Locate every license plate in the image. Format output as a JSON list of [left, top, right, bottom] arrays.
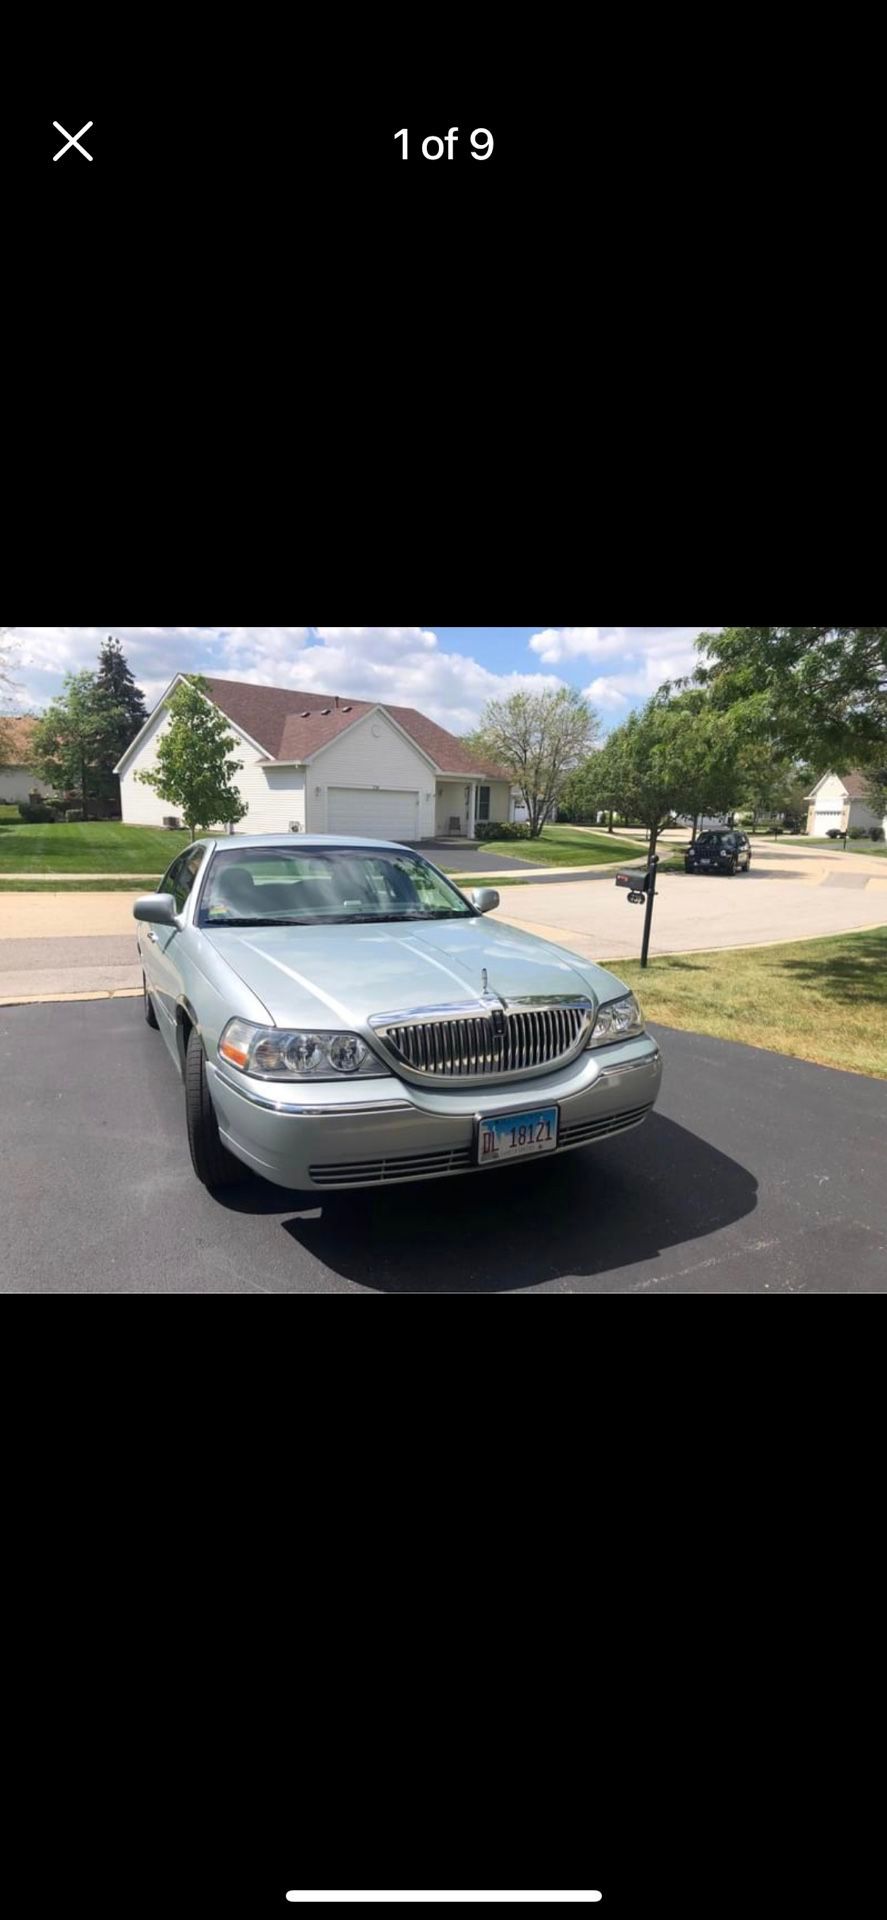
[[477, 1105, 559, 1166], [700, 857, 710, 865]]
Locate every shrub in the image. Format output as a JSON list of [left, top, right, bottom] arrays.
[[869, 826, 884, 842], [825, 828, 842, 839], [65, 809, 84, 823], [849, 827, 866, 840], [18, 801, 55, 824], [474, 820, 534, 841]]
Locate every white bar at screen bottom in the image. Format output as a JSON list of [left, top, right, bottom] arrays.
[[285, 1897, 603, 1906]]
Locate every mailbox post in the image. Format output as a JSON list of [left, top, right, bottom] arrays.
[[614, 851, 659, 968]]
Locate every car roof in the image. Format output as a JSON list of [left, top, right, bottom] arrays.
[[197, 833, 418, 853]]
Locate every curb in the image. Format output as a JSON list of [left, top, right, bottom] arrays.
[[0, 987, 143, 1007]]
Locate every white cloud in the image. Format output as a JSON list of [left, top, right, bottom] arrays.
[[3, 627, 566, 736], [4, 625, 722, 737]]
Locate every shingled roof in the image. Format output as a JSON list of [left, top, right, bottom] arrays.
[[0, 715, 40, 765], [203, 677, 513, 781], [808, 768, 876, 801]]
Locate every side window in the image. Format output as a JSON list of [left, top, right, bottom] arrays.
[[159, 848, 204, 915], [176, 847, 205, 913], [159, 855, 185, 905]]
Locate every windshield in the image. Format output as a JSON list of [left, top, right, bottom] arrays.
[[696, 833, 730, 849], [196, 845, 475, 927]]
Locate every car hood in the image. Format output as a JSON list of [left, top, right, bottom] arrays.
[[201, 916, 626, 1030]]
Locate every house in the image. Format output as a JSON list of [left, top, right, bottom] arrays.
[[0, 716, 54, 804], [805, 770, 887, 839], [114, 676, 516, 841]]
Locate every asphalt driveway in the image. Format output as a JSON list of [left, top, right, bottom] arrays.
[[2, 1000, 884, 1291]]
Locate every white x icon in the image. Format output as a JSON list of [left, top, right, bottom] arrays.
[[52, 120, 94, 162]]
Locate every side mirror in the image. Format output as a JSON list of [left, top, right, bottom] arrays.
[[470, 887, 500, 913], [133, 891, 178, 927]]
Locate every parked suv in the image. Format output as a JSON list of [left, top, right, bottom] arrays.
[[684, 830, 751, 875]]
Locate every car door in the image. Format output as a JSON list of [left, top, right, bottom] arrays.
[[146, 847, 205, 1053]]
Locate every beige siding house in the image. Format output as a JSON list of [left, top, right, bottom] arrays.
[[114, 676, 514, 840], [806, 770, 887, 838], [0, 716, 54, 803]]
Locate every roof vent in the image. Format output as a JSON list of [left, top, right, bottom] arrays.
[[301, 709, 311, 717], [341, 704, 352, 712], [320, 707, 331, 715]]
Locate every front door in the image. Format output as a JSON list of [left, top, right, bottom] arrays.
[[144, 848, 204, 1064]]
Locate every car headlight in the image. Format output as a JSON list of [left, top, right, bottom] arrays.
[[218, 1018, 391, 1080], [587, 991, 645, 1047]]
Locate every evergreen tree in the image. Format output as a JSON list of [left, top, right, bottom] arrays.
[[94, 637, 148, 801]]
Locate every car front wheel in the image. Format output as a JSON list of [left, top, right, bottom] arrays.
[[185, 1027, 247, 1191], [143, 971, 159, 1027]]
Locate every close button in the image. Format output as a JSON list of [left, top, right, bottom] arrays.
[[53, 121, 94, 162]]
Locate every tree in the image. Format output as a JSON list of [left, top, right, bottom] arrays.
[[135, 675, 248, 837], [464, 687, 600, 837], [657, 686, 744, 836], [558, 751, 612, 824], [0, 630, 21, 763], [695, 627, 887, 770], [93, 637, 148, 799], [862, 765, 887, 830], [587, 697, 707, 858], [32, 672, 128, 820]]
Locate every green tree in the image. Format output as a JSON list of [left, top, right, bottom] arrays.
[[558, 751, 612, 824], [695, 627, 887, 769], [589, 696, 714, 858], [658, 686, 744, 836], [862, 766, 887, 831], [464, 687, 600, 837], [94, 637, 148, 799], [32, 672, 128, 820], [135, 675, 248, 837]]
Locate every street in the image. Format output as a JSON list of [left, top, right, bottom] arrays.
[[2, 1000, 884, 1291]]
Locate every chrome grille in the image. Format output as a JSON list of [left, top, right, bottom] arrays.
[[559, 1103, 653, 1146], [370, 999, 592, 1080], [309, 1145, 474, 1186]]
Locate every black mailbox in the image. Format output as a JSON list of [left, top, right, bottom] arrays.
[[615, 870, 650, 891]]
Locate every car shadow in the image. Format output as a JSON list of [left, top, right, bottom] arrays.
[[214, 1112, 758, 1291]]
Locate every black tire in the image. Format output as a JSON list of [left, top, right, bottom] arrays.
[[143, 971, 159, 1027], [185, 1026, 246, 1191]]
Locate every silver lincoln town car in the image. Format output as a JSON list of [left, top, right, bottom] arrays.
[[134, 835, 662, 1194]]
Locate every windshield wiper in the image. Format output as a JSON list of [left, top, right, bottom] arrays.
[[337, 910, 468, 923], [203, 916, 307, 927]]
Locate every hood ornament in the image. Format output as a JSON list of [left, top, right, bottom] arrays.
[[480, 968, 507, 1031]]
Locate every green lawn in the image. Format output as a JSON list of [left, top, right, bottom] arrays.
[[0, 878, 150, 892], [478, 825, 648, 868], [0, 820, 194, 873], [611, 927, 887, 1079], [778, 835, 887, 857], [0, 803, 22, 822]]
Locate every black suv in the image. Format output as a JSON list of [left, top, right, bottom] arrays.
[[684, 830, 751, 875]]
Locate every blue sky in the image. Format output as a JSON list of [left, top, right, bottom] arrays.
[[3, 627, 717, 736]]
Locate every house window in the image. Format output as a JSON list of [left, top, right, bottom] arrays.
[[476, 785, 491, 822]]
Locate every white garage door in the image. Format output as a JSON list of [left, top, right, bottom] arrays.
[[327, 787, 419, 841]]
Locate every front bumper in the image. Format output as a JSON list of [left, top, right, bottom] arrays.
[[206, 1034, 663, 1191]]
